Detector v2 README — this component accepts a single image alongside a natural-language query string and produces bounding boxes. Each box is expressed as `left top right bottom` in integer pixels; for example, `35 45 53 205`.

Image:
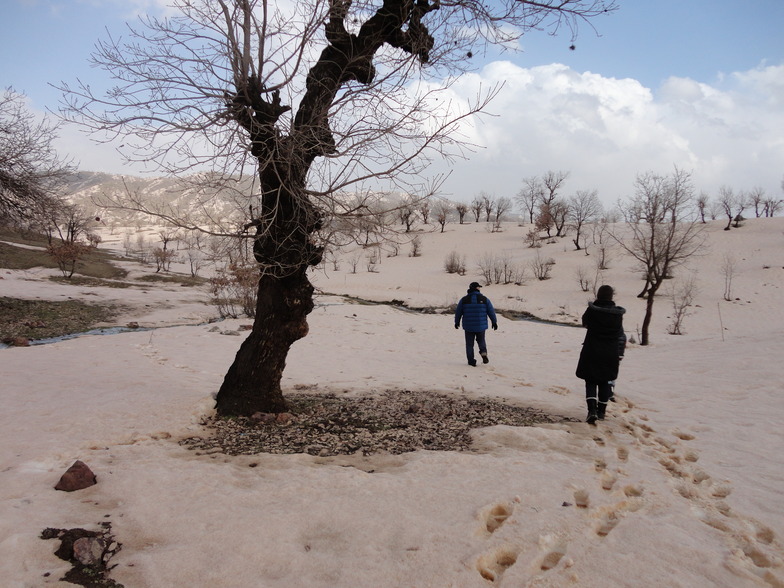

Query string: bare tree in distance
418 200 431 225
667 272 698 335
748 187 766 218
470 196 483 223
481 192 495 222
721 253 738 302
550 198 570 237
591 218 612 269
718 186 747 230
516 176 544 224
695 191 709 223
541 170 570 209
568 189 602 251
492 196 512 232
455 202 468 224
0 89 74 225
434 199 452 233
762 197 783 217
399 196 418 233
613 168 705 345
58 0 618 416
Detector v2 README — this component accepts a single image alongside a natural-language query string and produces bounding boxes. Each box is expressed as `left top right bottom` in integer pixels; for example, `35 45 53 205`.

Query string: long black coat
575 301 626 382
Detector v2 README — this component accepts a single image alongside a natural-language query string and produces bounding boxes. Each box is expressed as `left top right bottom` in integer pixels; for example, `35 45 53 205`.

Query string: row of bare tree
4 0 780 419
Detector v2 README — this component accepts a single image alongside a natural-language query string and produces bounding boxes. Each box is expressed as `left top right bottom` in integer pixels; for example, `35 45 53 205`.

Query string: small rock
275 413 293 425
73 536 106 566
3 337 30 347
126 321 140 329
239 324 253 331
55 460 97 492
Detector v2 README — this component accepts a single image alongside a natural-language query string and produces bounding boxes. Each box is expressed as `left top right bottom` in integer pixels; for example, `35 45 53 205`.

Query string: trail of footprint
621 410 784 585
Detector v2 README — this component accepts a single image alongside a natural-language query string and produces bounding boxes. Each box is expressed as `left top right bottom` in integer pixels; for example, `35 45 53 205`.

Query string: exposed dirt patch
180 389 576 457
0 297 121 341
40 524 123 587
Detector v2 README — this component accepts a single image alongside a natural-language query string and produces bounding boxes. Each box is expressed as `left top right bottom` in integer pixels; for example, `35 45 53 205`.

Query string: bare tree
516 176 544 224
695 191 709 223
568 189 602 251
0 89 74 225
529 250 554 280
444 249 466 275
59 0 617 416
455 202 469 224
762 197 783 217
492 196 512 232
550 198 570 237
574 266 593 292
721 253 738 301
592 217 612 269
748 186 766 218
481 192 495 222
418 200 431 225
399 197 418 233
667 272 698 335
718 186 746 230
613 168 706 345
541 170 569 209
434 199 452 233
470 196 483 223
535 201 554 237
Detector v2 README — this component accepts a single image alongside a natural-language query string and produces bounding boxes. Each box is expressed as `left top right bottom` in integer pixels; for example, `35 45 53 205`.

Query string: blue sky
2 0 782 205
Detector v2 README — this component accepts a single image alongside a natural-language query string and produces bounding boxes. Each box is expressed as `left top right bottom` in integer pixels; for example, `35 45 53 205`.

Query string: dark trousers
464 330 487 362
585 380 613 416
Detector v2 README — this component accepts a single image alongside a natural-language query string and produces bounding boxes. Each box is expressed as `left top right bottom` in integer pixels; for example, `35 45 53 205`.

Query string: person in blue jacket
455 282 498 366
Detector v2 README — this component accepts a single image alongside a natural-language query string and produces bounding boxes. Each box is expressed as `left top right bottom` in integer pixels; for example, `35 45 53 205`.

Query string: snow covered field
1 217 783 587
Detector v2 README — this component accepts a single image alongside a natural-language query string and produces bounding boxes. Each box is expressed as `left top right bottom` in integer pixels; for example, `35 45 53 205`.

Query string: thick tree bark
215 269 313 415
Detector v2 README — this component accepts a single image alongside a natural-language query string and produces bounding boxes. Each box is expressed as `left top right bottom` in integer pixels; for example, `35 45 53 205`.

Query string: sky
1 0 783 207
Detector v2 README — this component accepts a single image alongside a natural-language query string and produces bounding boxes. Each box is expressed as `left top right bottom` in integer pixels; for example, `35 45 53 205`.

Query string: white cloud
50 56 784 209
433 61 784 207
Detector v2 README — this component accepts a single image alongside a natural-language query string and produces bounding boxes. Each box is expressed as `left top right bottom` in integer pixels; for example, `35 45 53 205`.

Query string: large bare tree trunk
215 160 322 415
215 270 313 415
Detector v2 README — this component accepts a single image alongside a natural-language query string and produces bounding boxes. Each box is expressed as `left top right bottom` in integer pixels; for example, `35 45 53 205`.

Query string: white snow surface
1 218 783 587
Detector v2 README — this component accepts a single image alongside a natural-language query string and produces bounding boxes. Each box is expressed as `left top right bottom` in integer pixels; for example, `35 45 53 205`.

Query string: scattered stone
55 460 97 492
181 389 575 457
239 324 253 331
126 321 140 329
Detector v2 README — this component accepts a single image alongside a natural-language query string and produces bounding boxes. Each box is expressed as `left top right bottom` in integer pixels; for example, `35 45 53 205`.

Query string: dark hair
596 285 614 302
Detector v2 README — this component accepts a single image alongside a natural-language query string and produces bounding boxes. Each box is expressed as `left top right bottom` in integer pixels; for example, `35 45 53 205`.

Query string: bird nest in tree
180 389 575 457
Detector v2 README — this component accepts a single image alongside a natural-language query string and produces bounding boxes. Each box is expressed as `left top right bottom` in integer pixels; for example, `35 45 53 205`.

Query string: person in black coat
576 285 626 424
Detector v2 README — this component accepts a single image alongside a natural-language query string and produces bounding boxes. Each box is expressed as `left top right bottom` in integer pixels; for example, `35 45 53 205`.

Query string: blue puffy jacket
455 289 497 332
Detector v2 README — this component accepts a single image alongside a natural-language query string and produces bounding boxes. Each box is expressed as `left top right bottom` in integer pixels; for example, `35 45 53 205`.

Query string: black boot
586 397 598 425
597 402 607 420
